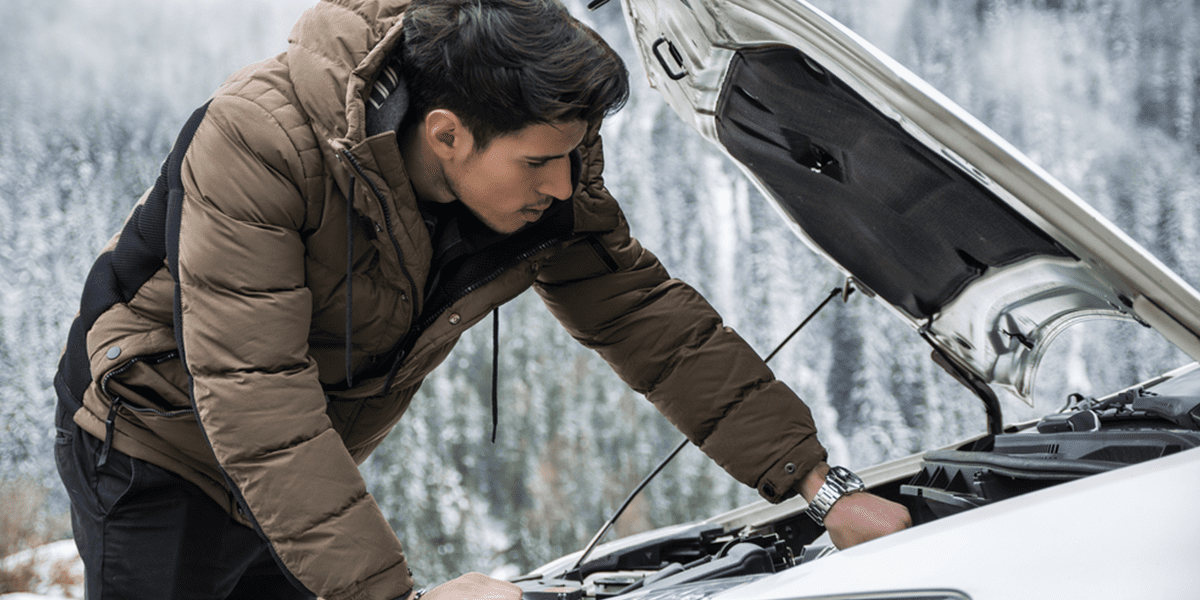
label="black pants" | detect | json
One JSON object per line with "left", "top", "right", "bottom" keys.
{"left": 55, "top": 402, "right": 314, "bottom": 600}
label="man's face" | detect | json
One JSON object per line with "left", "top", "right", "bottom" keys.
{"left": 444, "top": 120, "right": 587, "bottom": 234}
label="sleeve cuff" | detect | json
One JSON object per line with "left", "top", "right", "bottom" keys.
{"left": 755, "top": 436, "right": 827, "bottom": 503}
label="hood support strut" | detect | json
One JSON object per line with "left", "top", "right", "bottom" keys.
{"left": 922, "top": 328, "right": 1004, "bottom": 436}
{"left": 568, "top": 284, "right": 853, "bottom": 581}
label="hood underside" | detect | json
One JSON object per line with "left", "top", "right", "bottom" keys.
{"left": 621, "top": 0, "right": 1200, "bottom": 401}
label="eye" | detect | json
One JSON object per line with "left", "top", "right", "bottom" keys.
{"left": 527, "top": 159, "right": 550, "bottom": 168}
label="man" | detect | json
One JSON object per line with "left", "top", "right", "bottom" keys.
{"left": 54, "top": 0, "right": 910, "bottom": 598}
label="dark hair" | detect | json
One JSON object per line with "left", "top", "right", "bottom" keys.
{"left": 400, "top": 0, "right": 629, "bottom": 149}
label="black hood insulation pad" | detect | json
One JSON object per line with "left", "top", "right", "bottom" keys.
{"left": 715, "top": 46, "right": 1072, "bottom": 319}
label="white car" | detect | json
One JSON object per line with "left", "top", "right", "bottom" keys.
{"left": 513, "top": 0, "right": 1200, "bottom": 598}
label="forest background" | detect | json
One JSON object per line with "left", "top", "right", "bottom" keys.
{"left": 3, "top": 0, "right": 1199, "bottom": 585}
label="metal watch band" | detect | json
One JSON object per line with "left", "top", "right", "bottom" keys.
{"left": 805, "top": 466, "right": 865, "bottom": 526}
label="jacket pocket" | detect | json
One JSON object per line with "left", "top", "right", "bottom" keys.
{"left": 101, "top": 352, "right": 214, "bottom": 465}
{"left": 103, "top": 351, "right": 192, "bottom": 413}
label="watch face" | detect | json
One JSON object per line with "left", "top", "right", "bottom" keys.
{"left": 831, "top": 466, "right": 865, "bottom": 491}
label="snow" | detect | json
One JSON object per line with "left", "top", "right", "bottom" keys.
{"left": 0, "top": 540, "right": 83, "bottom": 600}
{"left": 4, "top": 0, "right": 1200, "bottom": 587}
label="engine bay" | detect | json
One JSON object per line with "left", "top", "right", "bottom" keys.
{"left": 515, "top": 367, "right": 1200, "bottom": 600}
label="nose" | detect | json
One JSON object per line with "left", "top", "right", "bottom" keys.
{"left": 537, "top": 157, "right": 574, "bottom": 201}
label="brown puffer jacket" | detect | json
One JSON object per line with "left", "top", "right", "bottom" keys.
{"left": 54, "top": 0, "right": 826, "bottom": 598}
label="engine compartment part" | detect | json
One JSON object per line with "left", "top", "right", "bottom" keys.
{"left": 519, "top": 367, "right": 1200, "bottom": 599}
{"left": 902, "top": 366, "right": 1200, "bottom": 523}
{"left": 516, "top": 525, "right": 796, "bottom": 599}
{"left": 901, "top": 429, "right": 1200, "bottom": 523}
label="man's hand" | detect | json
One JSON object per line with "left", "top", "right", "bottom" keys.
{"left": 418, "top": 572, "right": 522, "bottom": 600}
{"left": 822, "top": 491, "right": 911, "bottom": 549}
{"left": 798, "top": 462, "right": 912, "bottom": 550}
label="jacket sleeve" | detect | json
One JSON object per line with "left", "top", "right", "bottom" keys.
{"left": 534, "top": 202, "right": 828, "bottom": 504}
{"left": 174, "top": 95, "right": 413, "bottom": 600}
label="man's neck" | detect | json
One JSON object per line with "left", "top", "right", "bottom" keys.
{"left": 399, "top": 121, "right": 453, "bottom": 204}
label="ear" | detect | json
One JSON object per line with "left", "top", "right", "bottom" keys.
{"left": 424, "top": 109, "right": 474, "bottom": 161}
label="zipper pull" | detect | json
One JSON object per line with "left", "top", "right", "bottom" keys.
{"left": 96, "top": 398, "right": 121, "bottom": 468}
{"left": 380, "top": 347, "right": 409, "bottom": 397}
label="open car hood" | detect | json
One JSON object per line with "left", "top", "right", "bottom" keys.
{"left": 618, "top": 0, "right": 1200, "bottom": 402}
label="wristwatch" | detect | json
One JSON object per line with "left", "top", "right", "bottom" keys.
{"left": 805, "top": 465, "right": 865, "bottom": 526}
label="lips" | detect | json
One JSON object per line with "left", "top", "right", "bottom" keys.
{"left": 521, "top": 199, "right": 555, "bottom": 221}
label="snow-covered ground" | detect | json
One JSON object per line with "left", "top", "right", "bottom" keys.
{"left": 0, "top": 540, "right": 83, "bottom": 600}
{"left": 0, "top": 537, "right": 523, "bottom": 597}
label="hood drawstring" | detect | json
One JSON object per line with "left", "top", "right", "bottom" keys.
{"left": 345, "top": 174, "right": 356, "bottom": 389}
{"left": 491, "top": 307, "right": 500, "bottom": 443}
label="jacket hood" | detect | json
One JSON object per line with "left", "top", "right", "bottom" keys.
{"left": 287, "top": 0, "right": 408, "bottom": 149}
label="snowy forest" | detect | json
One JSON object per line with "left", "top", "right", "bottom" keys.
{"left": 2, "top": 0, "right": 1200, "bottom": 586}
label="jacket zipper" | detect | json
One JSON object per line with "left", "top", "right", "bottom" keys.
{"left": 378, "top": 232, "right": 572, "bottom": 396}
{"left": 413, "top": 234, "right": 568, "bottom": 334}
{"left": 338, "top": 149, "right": 421, "bottom": 324}
{"left": 96, "top": 350, "right": 185, "bottom": 467}
{"left": 337, "top": 147, "right": 573, "bottom": 396}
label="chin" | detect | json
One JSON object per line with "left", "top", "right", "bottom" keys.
{"left": 487, "top": 219, "right": 526, "bottom": 235}
{"left": 501, "top": 220, "right": 527, "bottom": 234}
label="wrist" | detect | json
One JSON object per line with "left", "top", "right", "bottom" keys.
{"left": 798, "top": 461, "right": 830, "bottom": 502}
{"left": 803, "top": 464, "right": 865, "bottom": 526}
